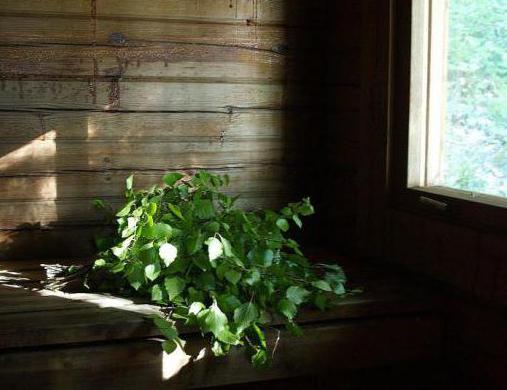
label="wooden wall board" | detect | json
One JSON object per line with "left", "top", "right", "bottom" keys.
{"left": 0, "top": 316, "right": 441, "bottom": 389}
{"left": 0, "top": 139, "right": 287, "bottom": 174}
{"left": 0, "top": 45, "right": 287, "bottom": 83}
{"left": 0, "top": 16, "right": 95, "bottom": 45}
{"left": 0, "top": 45, "right": 355, "bottom": 84}
{"left": 0, "top": 193, "right": 288, "bottom": 229}
{"left": 0, "top": 227, "right": 108, "bottom": 261}
{"left": 0, "top": 0, "right": 325, "bottom": 26}
{"left": 0, "top": 0, "right": 91, "bottom": 16}
{"left": 0, "top": 80, "right": 286, "bottom": 111}
{"left": 0, "top": 15, "right": 291, "bottom": 51}
{"left": 0, "top": 110, "right": 287, "bottom": 141}
{"left": 0, "top": 167, "right": 288, "bottom": 200}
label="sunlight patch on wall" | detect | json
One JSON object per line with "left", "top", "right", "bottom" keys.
{"left": 0, "top": 130, "right": 57, "bottom": 172}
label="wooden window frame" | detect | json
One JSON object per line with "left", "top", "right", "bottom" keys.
{"left": 389, "top": 0, "right": 507, "bottom": 233}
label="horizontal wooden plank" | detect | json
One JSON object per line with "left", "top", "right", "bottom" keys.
{"left": 0, "top": 44, "right": 287, "bottom": 83}
{"left": 0, "top": 45, "right": 349, "bottom": 83}
{"left": 0, "top": 110, "right": 288, "bottom": 142}
{"left": 0, "top": 137, "right": 287, "bottom": 174}
{"left": 0, "top": 166, "right": 288, "bottom": 200}
{"left": 0, "top": 192, "right": 289, "bottom": 229}
{"left": 0, "top": 0, "right": 325, "bottom": 26}
{"left": 0, "top": 80, "right": 341, "bottom": 112}
{"left": 0, "top": 227, "right": 107, "bottom": 260}
{"left": 0, "top": 15, "right": 289, "bottom": 51}
{"left": 0, "top": 16, "right": 94, "bottom": 45}
{"left": 0, "top": 0, "right": 90, "bottom": 16}
{"left": 0, "top": 316, "right": 441, "bottom": 389}
{"left": 0, "top": 110, "right": 287, "bottom": 141}
{"left": 96, "top": 0, "right": 326, "bottom": 26}
{"left": 0, "top": 80, "right": 285, "bottom": 111}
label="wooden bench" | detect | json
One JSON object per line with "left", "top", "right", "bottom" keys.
{"left": 0, "top": 258, "right": 443, "bottom": 389}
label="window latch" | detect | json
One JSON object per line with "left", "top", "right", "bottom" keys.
{"left": 419, "top": 196, "right": 448, "bottom": 212}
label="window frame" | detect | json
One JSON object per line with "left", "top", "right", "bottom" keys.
{"left": 389, "top": 0, "right": 507, "bottom": 233}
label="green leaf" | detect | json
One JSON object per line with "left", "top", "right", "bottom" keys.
{"left": 219, "top": 235, "right": 233, "bottom": 257}
{"left": 111, "top": 236, "right": 134, "bottom": 260}
{"left": 94, "top": 258, "right": 106, "bottom": 268}
{"left": 278, "top": 298, "right": 297, "bottom": 320}
{"left": 298, "top": 198, "right": 314, "bottom": 216}
{"left": 127, "top": 263, "right": 145, "bottom": 290}
{"left": 292, "top": 214, "right": 303, "bottom": 228}
{"left": 126, "top": 174, "right": 134, "bottom": 191}
{"left": 186, "top": 230, "right": 203, "bottom": 255}
{"left": 146, "top": 202, "right": 157, "bottom": 216}
{"left": 224, "top": 269, "right": 241, "bottom": 284}
{"left": 194, "top": 199, "right": 216, "bottom": 219}
{"left": 195, "top": 271, "right": 216, "bottom": 291}
{"left": 205, "top": 221, "right": 220, "bottom": 234}
{"left": 188, "top": 301, "right": 205, "bottom": 316}
{"left": 154, "top": 316, "right": 179, "bottom": 340}
{"left": 244, "top": 269, "right": 260, "bottom": 285}
{"left": 116, "top": 201, "right": 134, "bottom": 217}
{"left": 159, "top": 243, "right": 178, "bottom": 267}
{"left": 142, "top": 223, "right": 172, "bottom": 240}
{"left": 164, "top": 276, "right": 186, "bottom": 300}
{"left": 203, "top": 301, "right": 228, "bottom": 336}
{"left": 334, "top": 283, "right": 346, "bottom": 295}
{"left": 168, "top": 203, "right": 185, "bottom": 220}
{"left": 93, "top": 199, "right": 106, "bottom": 209}
{"left": 217, "top": 294, "right": 242, "bottom": 313}
{"left": 145, "top": 262, "right": 161, "bottom": 281}
{"left": 162, "top": 339, "right": 177, "bottom": 354}
{"left": 311, "top": 280, "right": 333, "bottom": 292}
{"left": 262, "top": 249, "right": 274, "bottom": 266}
{"left": 205, "top": 237, "right": 223, "bottom": 262}
{"left": 163, "top": 172, "right": 184, "bottom": 187}
{"left": 276, "top": 218, "right": 290, "bottom": 232}
{"left": 151, "top": 284, "right": 163, "bottom": 301}
{"left": 217, "top": 329, "right": 241, "bottom": 345}
{"left": 286, "top": 286, "right": 310, "bottom": 304}
{"left": 233, "top": 302, "right": 259, "bottom": 332}
{"left": 251, "top": 348, "right": 269, "bottom": 368}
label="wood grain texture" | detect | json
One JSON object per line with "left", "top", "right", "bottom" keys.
{"left": 0, "top": 45, "right": 287, "bottom": 83}
{"left": 0, "top": 317, "right": 441, "bottom": 389}
{"left": 0, "top": 45, "right": 350, "bottom": 84}
{"left": 0, "top": 0, "right": 324, "bottom": 26}
{"left": 0, "top": 80, "right": 286, "bottom": 111}
{"left": 0, "top": 110, "right": 286, "bottom": 141}
{"left": 0, "top": 0, "right": 90, "bottom": 15}
{"left": 0, "top": 258, "right": 443, "bottom": 387}
{"left": 0, "top": 167, "right": 288, "bottom": 200}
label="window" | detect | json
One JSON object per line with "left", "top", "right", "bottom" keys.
{"left": 390, "top": 0, "right": 507, "bottom": 231}
{"left": 407, "top": 0, "right": 507, "bottom": 205}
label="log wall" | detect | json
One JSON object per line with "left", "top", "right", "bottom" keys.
{"left": 0, "top": 1, "right": 360, "bottom": 260}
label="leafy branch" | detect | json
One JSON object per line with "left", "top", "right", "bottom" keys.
{"left": 75, "top": 171, "right": 349, "bottom": 367}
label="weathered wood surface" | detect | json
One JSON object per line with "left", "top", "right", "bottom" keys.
{"left": 0, "top": 257, "right": 443, "bottom": 388}
{"left": 0, "top": 0, "right": 359, "bottom": 263}
{"left": 0, "top": 317, "right": 441, "bottom": 389}
{"left": 0, "top": 46, "right": 358, "bottom": 84}
{"left": 0, "top": 0, "right": 325, "bottom": 26}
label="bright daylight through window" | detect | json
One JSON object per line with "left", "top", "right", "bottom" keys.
{"left": 408, "top": 0, "right": 507, "bottom": 201}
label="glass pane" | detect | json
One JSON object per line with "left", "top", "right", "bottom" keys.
{"left": 442, "top": 0, "right": 507, "bottom": 198}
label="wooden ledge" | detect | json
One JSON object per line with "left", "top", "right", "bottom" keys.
{"left": 0, "top": 257, "right": 443, "bottom": 388}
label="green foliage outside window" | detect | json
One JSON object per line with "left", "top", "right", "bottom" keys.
{"left": 444, "top": 0, "right": 507, "bottom": 197}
